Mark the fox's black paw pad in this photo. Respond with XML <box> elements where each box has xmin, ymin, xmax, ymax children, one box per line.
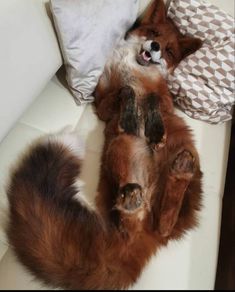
<box><xmin>116</xmin><ymin>183</ymin><xmax>143</xmax><ymax>212</ymax></box>
<box><xmin>171</xmin><ymin>150</ymin><xmax>195</xmax><ymax>177</ymax></box>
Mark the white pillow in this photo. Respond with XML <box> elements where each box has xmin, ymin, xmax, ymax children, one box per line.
<box><xmin>50</xmin><ymin>0</ymin><xmax>139</xmax><ymax>104</ymax></box>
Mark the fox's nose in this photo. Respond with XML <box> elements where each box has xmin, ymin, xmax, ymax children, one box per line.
<box><xmin>151</xmin><ymin>41</ymin><xmax>160</xmax><ymax>52</ymax></box>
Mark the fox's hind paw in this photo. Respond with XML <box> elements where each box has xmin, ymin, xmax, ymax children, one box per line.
<box><xmin>114</xmin><ymin>183</ymin><xmax>143</xmax><ymax>213</ymax></box>
<box><xmin>171</xmin><ymin>150</ymin><xmax>195</xmax><ymax>179</ymax></box>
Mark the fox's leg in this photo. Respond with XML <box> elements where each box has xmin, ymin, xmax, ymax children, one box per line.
<box><xmin>104</xmin><ymin>134</ymin><xmax>153</xmax><ymax>229</ymax></box>
<box><xmin>118</xmin><ymin>86</ymin><xmax>140</xmax><ymax>136</ymax></box>
<box><xmin>144</xmin><ymin>93</ymin><xmax>166</xmax><ymax>151</ymax></box>
<box><xmin>158</xmin><ymin>149</ymin><xmax>197</xmax><ymax>237</ymax></box>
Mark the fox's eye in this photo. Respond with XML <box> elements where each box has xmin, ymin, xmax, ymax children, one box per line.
<box><xmin>166</xmin><ymin>48</ymin><xmax>174</xmax><ymax>59</ymax></box>
<box><xmin>148</xmin><ymin>29</ymin><xmax>159</xmax><ymax>37</ymax></box>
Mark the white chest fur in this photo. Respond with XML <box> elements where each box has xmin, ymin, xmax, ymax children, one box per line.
<box><xmin>100</xmin><ymin>36</ymin><xmax>162</xmax><ymax>95</ymax></box>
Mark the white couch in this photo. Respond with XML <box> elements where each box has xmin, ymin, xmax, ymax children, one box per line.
<box><xmin>0</xmin><ymin>0</ymin><xmax>233</xmax><ymax>290</ymax></box>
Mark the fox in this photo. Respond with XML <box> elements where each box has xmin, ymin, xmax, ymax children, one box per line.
<box><xmin>7</xmin><ymin>0</ymin><xmax>203</xmax><ymax>290</ymax></box>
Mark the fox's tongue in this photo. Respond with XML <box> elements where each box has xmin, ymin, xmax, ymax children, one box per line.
<box><xmin>142</xmin><ymin>50</ymin><xmax>151</xmax><ymax>62</ymax></box>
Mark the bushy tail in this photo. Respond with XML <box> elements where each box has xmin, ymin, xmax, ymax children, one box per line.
<box><xmin>6</xmin><ymin>132</ymin><xmax>105</xmax><ymax>289</ymax></box>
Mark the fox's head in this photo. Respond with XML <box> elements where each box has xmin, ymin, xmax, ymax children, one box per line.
<box><xmin>127</xmin><ymin>0</ymin><xmax>202</xmax><ymax>74</ymax></box>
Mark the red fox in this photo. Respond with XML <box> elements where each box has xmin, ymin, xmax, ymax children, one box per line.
<box><xmin>7</xmin><ymin>0</ymin><xmax>202</xmax><ymax>290</ymax></box>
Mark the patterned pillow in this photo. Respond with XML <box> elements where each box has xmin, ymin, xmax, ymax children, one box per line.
<box><xmin>167</xmin><ymin>0</ymin><xmax>235</xmax><ymax>124</ymax></box>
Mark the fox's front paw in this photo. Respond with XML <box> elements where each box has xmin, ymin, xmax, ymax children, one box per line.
<box><xmin>119</xmin><ymin>86</ymin><xmax>139</xmax><ymax>136</ymax></box>
<box><xmin>115</xmin><ymin>183</ymin><xmax>143</xmax><ymax>213</ymax></box>
<box><xmin>144</xmin><ymin>93</ymin><xmax>166</xmax><ymax>151</ymax></box>
<box><xmin>118</xmin><ymin>86</ymin><xmax>135</xmax><ymax>100</ymax></box>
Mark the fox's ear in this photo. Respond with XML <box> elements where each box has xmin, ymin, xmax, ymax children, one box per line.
<box><xmin>179</xmin><ymin>37</ymin><xmax>202</xmax><ymax>60</ymax></box>
<box><xmin>140</xmin><ymin>0</ymin><xmax>167</xmax><ymax>25</ymax></box>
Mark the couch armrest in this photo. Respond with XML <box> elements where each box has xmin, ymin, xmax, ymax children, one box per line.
<box><xmin>0</xmin><ymin>0</ymin><xmax>62</xmax><ymax>142</ymax></box>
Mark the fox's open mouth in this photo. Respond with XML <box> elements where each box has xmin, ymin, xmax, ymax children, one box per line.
<box><xmin>137</xmin><ymin>49</ymin><xmax>152</xmax><ymax>66</ymax></box>
<box><xmin>137</xmin><ymin>49</ymin><xmax>161</xmax><ymax>67</ymax></box>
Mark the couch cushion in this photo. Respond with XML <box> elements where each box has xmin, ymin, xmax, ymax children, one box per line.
<box><xmin>0</xmin><ymin>74</ymin><xmax>87</xmax><ymax>245</ymax></box>
<box><xmin>20</xmin><ymin>72</ymin><xmax>86</xmax><ymax>133</ymax></box>
<box><xmin>0</xmin><ymin>124</ymin><xmax>44</xmax><ymax>245</ymax></box>
<box><xmin>0</xmin><ymin>0</ymin><xmax>62</xmax><ymax>142</ymax></box>
<box><xmin>0</xmin><ymin>249</ymin><xmax>49</xmax><ymax>290</ymax></box>
<box><xmin>0</xmin><ymin>242</ymin><xmax>7</xmax><ymax>260</ymax></box>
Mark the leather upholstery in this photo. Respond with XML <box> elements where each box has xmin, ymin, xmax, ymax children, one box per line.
<box><xmin>0</xmin><ymin>0</ymin><xmax>233</xmax><ymax>289</ymax></box>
